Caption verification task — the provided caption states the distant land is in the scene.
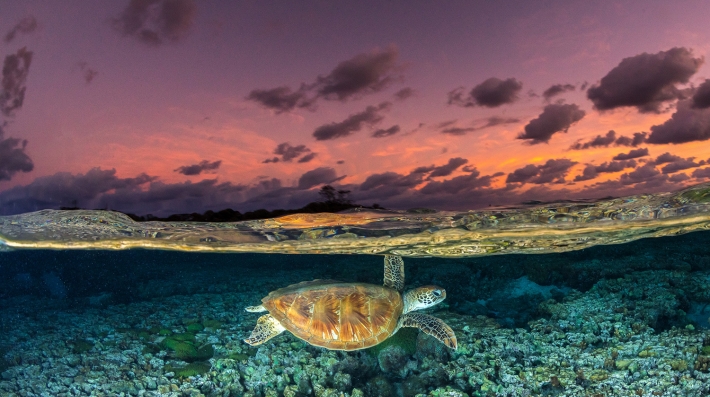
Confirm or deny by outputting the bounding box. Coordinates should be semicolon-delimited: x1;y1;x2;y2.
59;185;383;223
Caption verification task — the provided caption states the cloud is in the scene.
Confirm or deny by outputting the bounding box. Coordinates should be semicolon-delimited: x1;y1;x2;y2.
174;160;221;176
517;103;585;144
441;127;476;136
587;47;703;113
542;83;575;101
669;173;690;183
246;86;313;114
113;0;197;46
247;47;401;113
619;164;661;185
4;15;38;43
297;152;318;163
315;46;401;101
437;116;519;136
569;130;617;150
266;142;313;162
77;62;98;84
1;47;34;117
692;79;710;109
427;157;468;178
312;102;391;141
649;152;706;174
297;167;343;189
480;116;519;129
574;160;636;182
506;159;577;184
447;77;523;108
646;99;710;144
419;168;500;195
0;168;157;214
0;124;34;181
372;125;400;138
614;132;648;147
612;148;649;161
692;167;710;179
393;87;415;101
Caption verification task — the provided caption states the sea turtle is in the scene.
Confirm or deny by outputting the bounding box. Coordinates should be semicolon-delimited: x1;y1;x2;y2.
243;255;457;351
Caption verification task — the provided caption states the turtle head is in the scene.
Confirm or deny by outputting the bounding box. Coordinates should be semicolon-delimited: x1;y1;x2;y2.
403;285;446;313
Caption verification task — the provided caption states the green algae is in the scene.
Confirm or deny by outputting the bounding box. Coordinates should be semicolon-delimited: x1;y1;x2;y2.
165;361;211;378
186;322;204;333
366;327;418;357
159;331;213;362
202;319;222;329
71;339;94;354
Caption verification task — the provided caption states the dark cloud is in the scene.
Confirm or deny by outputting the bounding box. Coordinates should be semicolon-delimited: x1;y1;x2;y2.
441;127;476;136
669;173;690;183
372;125;400;138
428;157;468;178
312;102;390;141
419;168;500;195
542;83;575;101
569;130;617;150
435;120;457;129
0;124;34;181
246;86;313;114
652;152;683;165
650;152;705;174
517;103;585;144
297;152;317;163
612;148;649;161
336;160;345;164
439;116;519;136
0;168;158;214
619;164;661;185
692;167;710;179
647;99;710;144
271;142;312;162
113;0;197;46
614;132;648;147
174;160;221;176
77;62;98;84
692;79;710;109
574;160;637;182
297;167;343;190
262;157;279;164
587;47;703;113
447;77;523;108
480;116;519;129
1;47;34;117
4;15;38;43
393;87;415;101
248;47;401;113
315;46;400;101
506;159;577;184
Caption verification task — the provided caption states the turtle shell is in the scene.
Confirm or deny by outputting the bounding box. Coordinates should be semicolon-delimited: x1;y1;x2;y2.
262;279;403;350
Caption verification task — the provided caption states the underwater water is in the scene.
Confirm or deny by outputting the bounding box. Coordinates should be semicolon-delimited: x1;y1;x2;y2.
1;184;710;396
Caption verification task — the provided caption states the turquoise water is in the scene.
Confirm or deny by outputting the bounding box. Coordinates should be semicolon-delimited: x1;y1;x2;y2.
2;229;710;396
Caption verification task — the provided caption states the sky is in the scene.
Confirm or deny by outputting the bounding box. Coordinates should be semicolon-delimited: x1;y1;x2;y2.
1;1;710;216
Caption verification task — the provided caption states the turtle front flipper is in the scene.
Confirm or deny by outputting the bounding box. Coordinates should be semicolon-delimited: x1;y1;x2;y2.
383;255;405;291
245;305;267;312
244;314;286;346
399;313;457;350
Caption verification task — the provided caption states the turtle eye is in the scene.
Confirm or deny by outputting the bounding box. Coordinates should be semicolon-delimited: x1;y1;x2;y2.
432;289;442;297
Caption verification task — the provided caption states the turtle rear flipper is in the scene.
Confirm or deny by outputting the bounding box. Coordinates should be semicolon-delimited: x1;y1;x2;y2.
399;313;457;350
383;255;404;291
245;305;267;312
244;314;285;346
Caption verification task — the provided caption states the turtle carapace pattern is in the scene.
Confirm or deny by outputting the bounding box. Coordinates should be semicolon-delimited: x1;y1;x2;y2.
243;255;457;351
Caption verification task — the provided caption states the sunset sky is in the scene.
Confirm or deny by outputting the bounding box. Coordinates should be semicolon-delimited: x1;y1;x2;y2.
1;1;710;216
